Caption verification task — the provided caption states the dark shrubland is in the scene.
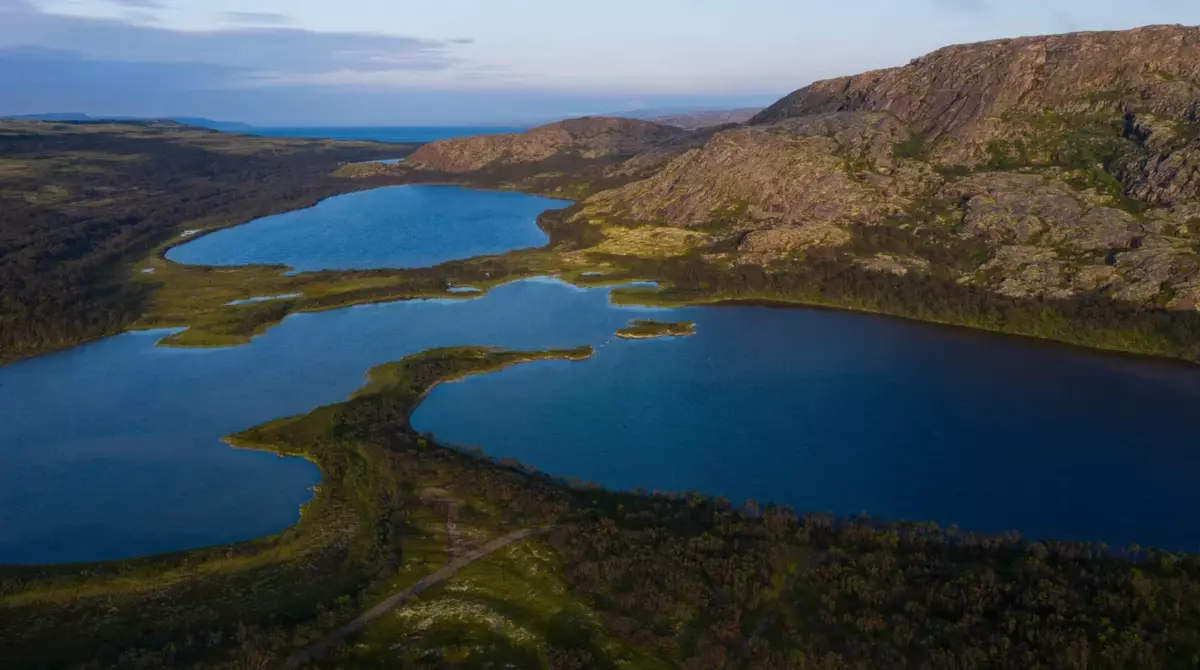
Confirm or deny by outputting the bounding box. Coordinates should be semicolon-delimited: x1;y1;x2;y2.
0;121;411;364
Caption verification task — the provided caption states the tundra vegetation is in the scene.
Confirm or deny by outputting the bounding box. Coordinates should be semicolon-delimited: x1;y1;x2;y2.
6;24;1200;670
5;346;1200;670
614;319;697;339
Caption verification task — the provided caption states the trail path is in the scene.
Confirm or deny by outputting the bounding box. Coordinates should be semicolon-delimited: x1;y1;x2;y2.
282;526;550;669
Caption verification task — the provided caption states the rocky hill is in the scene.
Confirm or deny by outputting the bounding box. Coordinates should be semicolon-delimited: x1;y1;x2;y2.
753;25;1200;166
404;116;689;174
393;25;1200;347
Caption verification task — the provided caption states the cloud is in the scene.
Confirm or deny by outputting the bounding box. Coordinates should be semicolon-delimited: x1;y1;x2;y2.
932;0;990;14
220;11;291;26
0;2;463;78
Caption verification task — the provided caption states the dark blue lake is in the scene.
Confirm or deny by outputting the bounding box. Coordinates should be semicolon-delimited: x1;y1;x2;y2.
4;187;1200;564
166;186;568;272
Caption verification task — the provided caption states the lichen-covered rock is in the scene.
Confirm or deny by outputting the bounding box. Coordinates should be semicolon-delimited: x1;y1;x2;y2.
976;246;1070;298
855;253;932;276
1112;241;1200;303
738;225;851;255
1121;115;1200;206
1169;277;1200;310
584;113;934;231
405;117;687;174
943;173;1142;250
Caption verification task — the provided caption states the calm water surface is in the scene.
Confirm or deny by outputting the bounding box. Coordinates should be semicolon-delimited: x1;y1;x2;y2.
5;187;1200;564
416;307;1200;550
166;186;568;272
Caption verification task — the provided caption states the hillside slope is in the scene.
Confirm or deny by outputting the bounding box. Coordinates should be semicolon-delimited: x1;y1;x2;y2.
589;27;1200;311
386;25;1200;358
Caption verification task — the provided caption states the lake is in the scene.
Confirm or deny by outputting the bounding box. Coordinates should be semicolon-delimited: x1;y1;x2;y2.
5;187;1200;564
166;186;568;272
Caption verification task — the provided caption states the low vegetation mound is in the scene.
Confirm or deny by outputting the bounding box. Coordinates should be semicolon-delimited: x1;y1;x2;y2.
614;319;696;339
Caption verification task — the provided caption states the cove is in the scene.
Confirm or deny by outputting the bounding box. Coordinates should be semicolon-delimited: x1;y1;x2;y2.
5;278;1200;564
413;300;1200;553
166;185;569;272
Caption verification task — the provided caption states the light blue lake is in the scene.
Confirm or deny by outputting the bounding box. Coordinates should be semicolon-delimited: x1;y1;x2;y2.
166;186;569;273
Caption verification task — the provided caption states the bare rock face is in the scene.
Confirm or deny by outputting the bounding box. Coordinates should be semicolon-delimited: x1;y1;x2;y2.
943;173;1142;250
405;117;689;174
753;25;1200;164
584;113;935;230
1120;115;1200;206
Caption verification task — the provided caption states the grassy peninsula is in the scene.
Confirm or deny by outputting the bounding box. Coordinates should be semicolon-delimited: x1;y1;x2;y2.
614;319;696;339
5;345;1200;669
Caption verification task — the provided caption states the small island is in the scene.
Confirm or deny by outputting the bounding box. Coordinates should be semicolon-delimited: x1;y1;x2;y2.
614;319;697;340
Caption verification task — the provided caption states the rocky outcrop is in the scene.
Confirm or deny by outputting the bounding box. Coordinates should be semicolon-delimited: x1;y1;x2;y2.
739;225;851;254
941;172;1143;250
584;113;935;231
1120;115;1200;206
405;117;688;174
753;25;1200;165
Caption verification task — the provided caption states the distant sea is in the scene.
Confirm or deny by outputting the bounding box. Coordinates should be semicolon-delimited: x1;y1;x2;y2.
246;126;524;143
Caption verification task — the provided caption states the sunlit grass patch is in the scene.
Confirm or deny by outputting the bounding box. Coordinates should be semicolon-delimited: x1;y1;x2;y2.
591;225;706;258
0;158;47;178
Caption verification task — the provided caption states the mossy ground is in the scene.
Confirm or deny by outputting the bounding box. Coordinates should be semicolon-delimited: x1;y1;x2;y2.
332;536;667;669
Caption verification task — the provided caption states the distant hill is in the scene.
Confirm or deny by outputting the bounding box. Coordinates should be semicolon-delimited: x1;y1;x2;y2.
644;107;762;129
1;113;253;132
3;113;93;122
404;116;690;175
167;117;254;132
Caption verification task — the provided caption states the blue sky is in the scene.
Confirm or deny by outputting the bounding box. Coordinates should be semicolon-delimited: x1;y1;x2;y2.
1;0;1198;125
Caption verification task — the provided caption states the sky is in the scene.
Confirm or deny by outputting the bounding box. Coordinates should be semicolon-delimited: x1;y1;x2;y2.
1;0;1198;126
